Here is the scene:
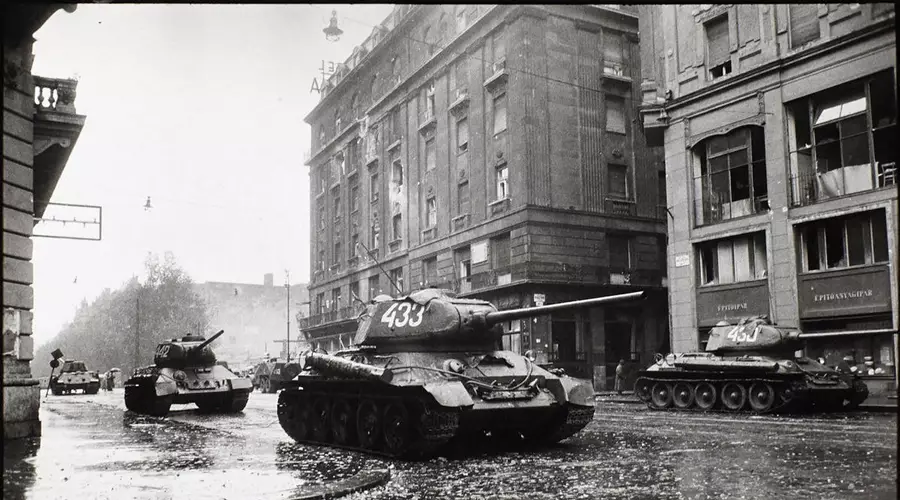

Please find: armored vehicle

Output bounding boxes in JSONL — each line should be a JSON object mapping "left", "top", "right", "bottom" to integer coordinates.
{"left": 252, "top": 358, "right": 304, "bottom": 393}
{"left": 124, "top": 330, "right": 253, "bottom": 417}
{"left": 277, "top": 289, "right": 646, "bottom": 459}
{"left": 634, "top": 317, "right": 869, "bottom": 413}
{"left": 50, "top": 360, "right": 101, "bottom": 395}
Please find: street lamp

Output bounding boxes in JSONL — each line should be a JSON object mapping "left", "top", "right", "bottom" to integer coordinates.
{"left": 323, "top": 10, "right": 343, "bottom": 42}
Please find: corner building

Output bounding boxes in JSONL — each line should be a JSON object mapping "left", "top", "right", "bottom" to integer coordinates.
{"left": 639, "top": 4, "right": 898, "bottom": 395}
{"left": 302, "top": 5, "right": 667, "bottom": 390}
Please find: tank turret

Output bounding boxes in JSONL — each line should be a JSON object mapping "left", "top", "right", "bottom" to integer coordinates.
{"left": 124, "top": 329, "right": 252, "bottom": 417}
{"left": 278, "top": 290, "right": 648, "bottom": 460}
{"left": 704, "top": 316, "right": 804, "bottom": 354}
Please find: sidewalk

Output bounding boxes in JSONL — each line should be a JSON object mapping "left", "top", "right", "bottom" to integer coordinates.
{"left": 3, "top": 398, "right": 389, "bottom": 500}
{"left": 595, "top": 391, "right": 898, "bottom": 413}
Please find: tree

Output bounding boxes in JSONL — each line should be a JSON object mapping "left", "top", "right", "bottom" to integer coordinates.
{"left": 33, "top": 252, "right": 210, "bottom": 379}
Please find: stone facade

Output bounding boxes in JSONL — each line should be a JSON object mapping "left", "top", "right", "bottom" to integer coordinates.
{"left": 302, "top": 5, "right": 668, "bottom": 390}
{"left": 3, "top": 5, "right": 84, "bottom": 439}
{"left": 639, "top": 4, "right": 898, "bottom": 392}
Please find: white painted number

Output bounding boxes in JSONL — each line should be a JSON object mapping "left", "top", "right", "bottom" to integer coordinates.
{"left": 156, "top": 344, "right": 171, "bottom": 357}
{"left": 726, "top": 326, "right": 759, "bottom": 343}
{"left": 380, "top": 302, "right": 425, "bottom": 328}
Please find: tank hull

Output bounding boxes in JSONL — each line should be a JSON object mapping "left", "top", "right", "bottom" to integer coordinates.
{"left": 124, "top": 365, "right": 252, "bottom": 416}
{"left": 634, "top": 354, "right": 868, "bottom": 413}
{"left": 277, "top": 350, "right": 595, "bottom": 460}
{"left": 50, "top": 371, "right": 101, "bottom": 395}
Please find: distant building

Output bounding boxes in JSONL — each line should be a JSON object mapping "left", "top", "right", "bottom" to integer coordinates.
{"left": 301, "top": 5, "right": 668, "bottom": 390}
{"left": 3, "top": 5, "right": 86, "bottom": 439}
{"left": 638, "top": 4, "right": 898, "bottom": 394}
{"left": 193, "top": 273, "right": 310, "bottom": 363}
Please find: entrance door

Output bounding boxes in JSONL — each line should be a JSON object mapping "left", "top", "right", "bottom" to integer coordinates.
{"left": 605, "top": 320, "right": 632, "bottom": 388}
{"left": 552, "top": 321, "right": 577, "bottom": 362}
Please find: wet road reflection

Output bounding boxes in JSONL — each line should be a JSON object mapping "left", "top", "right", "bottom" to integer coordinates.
{"left": 5, "top": 391, "right": 894, "bottom": 500}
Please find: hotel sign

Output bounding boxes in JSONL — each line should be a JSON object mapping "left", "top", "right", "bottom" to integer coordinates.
{"left": 798, "top": 265, "right": 892, "bottom": 319}
{"left": 696, "top": 280, "right": 769, "bottom": 327}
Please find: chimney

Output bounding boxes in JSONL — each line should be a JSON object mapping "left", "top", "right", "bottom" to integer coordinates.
{"left": 264, "top": 273, "right": 274, "bottom": 287}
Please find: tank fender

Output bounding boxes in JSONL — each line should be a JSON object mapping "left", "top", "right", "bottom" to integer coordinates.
{"left": 154, "top": 377, "right": 177, "bottom": 397}
{"left": 422, "top": 380, "right": 475, "bottom": 407}
{"left": 228, "top": 377, "right": 253, "bottom": 391}
{"left": 547, "top": 376, "right": 596, "bottom": 407}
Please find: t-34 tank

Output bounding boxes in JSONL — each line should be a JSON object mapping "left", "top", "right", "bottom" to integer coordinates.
{"left": 277, "top": 289, "right": 646, "bottom": 459}
{"left": 124, "top": 330, "right": 253, "bottom": 416}
{"left": 634, "top": 317, "right": 869, "bottom": 413}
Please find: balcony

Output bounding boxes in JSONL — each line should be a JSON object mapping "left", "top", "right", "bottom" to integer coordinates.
{"left": 449, "top": 87, "right": 470, "bottom": 115}
{"left": 699, "top": 194, "right": 769, "bottom": 225}
{"left": 418, "top": 108, "right": 436, "bottom": 134}
{"left": 790, "top": 163, "right": 896, "bottom": 207}
{"left": 484, "top": 59, "right": 508, "bottom": 93}
{"left": 605, "top": 197, "right": 636, "bottom": 216}
{"left": 299, "top": 306, "right": 359, "bottom": 330}
{"left": 32, "top": 76, "right": 86, "bottom": 219}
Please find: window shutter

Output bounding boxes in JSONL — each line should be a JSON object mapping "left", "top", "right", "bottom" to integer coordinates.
{"left": 706, "top": 16, "right": 730, "bottom": 66}
{"left": 606, "top": 96, "right": 626, "bottom": 134}
{"left": 789, "top": 5, "right": 820, "bottom": 48}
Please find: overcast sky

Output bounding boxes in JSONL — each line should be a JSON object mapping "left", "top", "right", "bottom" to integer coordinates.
{"left": 30, "top": 4, "right": 394, "bottom": 345}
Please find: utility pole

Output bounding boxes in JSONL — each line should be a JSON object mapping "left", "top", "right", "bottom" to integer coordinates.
{"left": 285, "top": 270, "right": 291, "bottom": 361}
{"left": 134, "top": 293, "right": 140, "bottom": 371}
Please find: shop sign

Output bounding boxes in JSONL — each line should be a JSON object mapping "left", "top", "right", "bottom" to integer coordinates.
{"left": 696, "top": 280, "right": 769, "bottom": 327}
{"left": 798, "top": 265, "right": 892, "bottom": 319}
{"left": 534, "top": 293, "right": 545, "bottom": 306}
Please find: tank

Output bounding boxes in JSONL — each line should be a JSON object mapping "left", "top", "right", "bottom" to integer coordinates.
{"left": 277, "top": 289, "right": 646, "bottom": 459}
{"left": 50, "top": 360, "right": 101, "bottom": 395}
{"left": 124, "top": 330, "right": 253, "bottom": 416}
{"left": 634, "top": 316, "right": 869, "bottom": 413}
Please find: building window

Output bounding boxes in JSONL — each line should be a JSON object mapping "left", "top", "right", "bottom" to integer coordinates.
{"left": 455, "top": 5, "right": 467, "bottom": 33}
{"left": 425, "top": 137, "right": 436, "bottom": 171}
{"left": 371, "top": 172, "right": 380, "bottom": 201}
{"left": 789, "top": 4, "right": 820, "bottom": 49}
{"left": 490, "top": 233, "right": 510, "bottom": 270}
{"left": 350, "top": 183, "right": 359, "bottom": 212}
{"left": 332, "top": 187, "right": 341, "bottom": 219}
{"left": 350, "top": 93, "right": 359, "bottom": 120}
{"left": 493, "top": 30, "right": 507, "bottom": 64}
{"left": 390, "top": 267, "right": 404, "bottom": 293}
{"left": 392, "top": 213, "right": 402, "bottom": 242}
{"left": 426, "top": 196, "right": 437, "bottom": 228}
{"left": 706, "top": 15, "right": 731, "bottom": 79}
{"left": 368, "top": 275, "right": 380, "bottom": 300}
{"left": 424, "top": 26, "right": 435, "bottom": 57}
{"left": 334, "top": 109, "right": 342, "bottom": 135}
{"left": 349, "top": 232, "right": 359, "bottom": 260}
{"left": 608, "top": 164, "right": 630, "bottom": 200}
{"left": 493, "top": 94, "right": 507, "bottom": 135}
{"left": 799, "top": 210, "right": 889, "bottom": 272}
{"left": 335, "top": 151, "right": 345, "bottom": 178}
{"left": 318, "top": 165, "right": 327, "bottom": 194}
{"left": 699, "top": 232, "right": 768, "bottom": 286}
{"left": 496, "top": 165, "right": 509, "bottom": 200}
{"left": 608, "top": 234, "right": 632, "bottom": 270}
{"left": 606, "top": 95, "right": 626, "bottom": 134}
{"left": 349, "top": 281, "right": 360, "bottom": 303}
{"left": 318, "top": 125, "right": 326, "bottom": 148}
{"left": 788, "top": 71, "right": 896, "bottom": 206}
{"left": 455, "top": 55, "right": 468, "bottom": 91}
{"left": 695, "top": 126, "right": 768, "bottom": 225}
{"left": 500, "top": 320, "right": 523, "bottom": 355}
{"left": 455, "top": 246, "right": 472, "bottom": 291}
{"left": 457, "top": 180, "right": 470, "bottom": 215}
{"left": 333, "top": 241, "right": 342, "bottom": 266}
{"left": 422, "top": 257, "right": 438, "bottom": 286}
{"left": 317, "top": 206, "right": 326, "bottom": 230}
{"left": 371, "top": 224, "right": 380, "bottom": 250}
{"left": 316, "top": 292, "right": 326, "bottom": 315}
{"left": 603, "top": 31, "right": 625, "bottom": 76}
{"left": 331, "top": 287, "right": 342, "bottom": 311}
{"left": 456, "top": 117, "right": 469, "bottom": 153}
{"left": 317, "top": 249, "right": 326, "bottom": 271}
{"left": 392, "top": 158, "right": 403, "bottom": 187}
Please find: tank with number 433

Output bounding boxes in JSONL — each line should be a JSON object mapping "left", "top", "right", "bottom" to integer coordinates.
{"left": 634, "top": 316, "right": 869, "bottom": 413}
{"left": 277, "top": 288, "right": 646, "bottom": 460}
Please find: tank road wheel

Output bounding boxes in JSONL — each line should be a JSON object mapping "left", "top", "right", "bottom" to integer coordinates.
{"left": 721, "top": 382, "right": 747, "bottom": 411}
{"left": 382, "top": 401, "right": 412, "bottom": 457}
{"left": 695, "top": 382, "right": 717, "bottom": 411}
{"left": 52, "top": 386, "right": 62, "bottom": 396}
{"left": 634, "top": 378, "right": 653, "bottom": 403}
{"left": 331, "top": 398, "right": 357, "bottom": 446}
{"left": 650, "top": 382, "right": 673, "bottom": 409}
{"left": 844, "top": 380, "right": 869, "bottom": 410}
{"left": 310, "top": 397, "right": 332, "bottom": 443}
{"left": 672, "top": 382, "right": 695, "bottom": 409}
{"left": 748, "top": 382, "right": 776, "bottom": 412}
{"left": 278, "top": 392, "right": 311, "bottom": 441}
{"left": 356, "top": 399, "right": 382, "bottom": 451}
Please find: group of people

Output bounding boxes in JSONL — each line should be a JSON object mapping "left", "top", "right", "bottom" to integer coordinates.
{"left": 99, "top": 370, "right": 118, "bottom": 391}
{"left": 820, "top": 355, "right": 889, "bottom": 376}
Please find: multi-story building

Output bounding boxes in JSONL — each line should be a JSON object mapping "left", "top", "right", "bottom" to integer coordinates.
{"left": 3, "top": 5, "right": 86, "bottom": 438}
{"left": 302, "top": 5, "right": 667, "bottom": 390}
{"left": 639, "top": 4, "right": 897, "bottom": 394}
{"left": 192, "top": 273, "right": 310, "bottom": 363}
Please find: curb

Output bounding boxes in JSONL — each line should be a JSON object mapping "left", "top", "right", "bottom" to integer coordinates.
{"left": 859, "top": 405, "right": 898, "bottom": 414}
{"left": 291, "top": 469, "right": 391, "bottom": 500}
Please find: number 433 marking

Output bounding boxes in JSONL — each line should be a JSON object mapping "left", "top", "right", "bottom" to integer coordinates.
{"left": 726, "top": 326, "right": 760, "bottom": 342}
{"left": 381, "top": 302, "right": 424, "bottom": 328}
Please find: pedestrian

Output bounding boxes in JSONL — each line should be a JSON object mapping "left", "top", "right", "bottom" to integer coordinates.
{"left": 615, "top": 359, "right": 626, "bottom": 395}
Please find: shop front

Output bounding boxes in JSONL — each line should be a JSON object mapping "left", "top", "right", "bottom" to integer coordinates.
{"left": 696, "top": 280, "right": 770, "bottom": 349}
{"left": 798, "top": 264, "right": 897, "bottom": 395}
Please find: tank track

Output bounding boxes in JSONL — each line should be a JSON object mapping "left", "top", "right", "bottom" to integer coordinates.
{"left": 195, "top": 390, "right": 251, "bottom": 414}
{"left": 524, "top": 404, "right": 595, "bottom": 445}
{"left": 124, "top": 377, "right": 173, "bottom": 417}
{"left": 277, "top": 388, "right": 459, "bottom": 460}
{"left": 634, "top": 375, "right": 808, "bottom": 414}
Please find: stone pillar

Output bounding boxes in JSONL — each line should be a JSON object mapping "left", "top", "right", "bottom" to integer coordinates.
{"left": 3, "top": 39, "right": 41, "bottom": 440}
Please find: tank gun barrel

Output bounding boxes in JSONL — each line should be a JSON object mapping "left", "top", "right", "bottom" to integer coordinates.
{"left": 300, "top": 350, "right": 393, "bottom": 383}
{"left": 194, "top": 330, "right": 225, "bottom": 352}
{"left": 485, "top": 291, "right": 646, "bottom": 326}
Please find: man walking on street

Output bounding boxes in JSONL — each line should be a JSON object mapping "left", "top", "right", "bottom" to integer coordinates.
{"left": 615, "top": 359, "right": 626, "bottom": 395}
